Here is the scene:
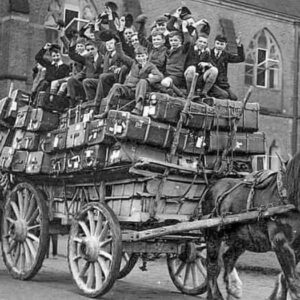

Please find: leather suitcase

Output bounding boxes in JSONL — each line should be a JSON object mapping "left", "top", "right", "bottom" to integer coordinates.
{"left": 99, "top": 97, "right": 135, "bottom": 114}
{"left": 36, "top": 91, "right": 68, "bottom": 113}
{"left": 49, "top": 153, "right": 67, "bottom": 175}
{"left": 27, "top": 108, "right": 59, "bottom": 132}
{"left": 19, "top": 131, "right": 40, "bottom": 151}
{"left": 0, "top": 97, "right": 12, "bottom": 121}
{"left": 0, "top": 129, "right": 14, "bottom": 151}
{"left": 203, "top": 98, "right": 260, "bottom": 132}
{"left": 26, "top": 151, "right": 51, "bottom": 174}
{"left": 107, "top": 142, "right": 168, "bottom": 166}
{"left": 12, "top": 130, "right": 25, "bottom": 149}
{"left": 6, "top": 90, "right": 30, "bottom": 121}
{"left": 66, "top": 150, "right": 83, "bottom": 173}
{"left": 208, "top": 131, "right": 266, "bottom": 155}
{"left": 14, "top": 105, "right": 32, "bottom": 129}
{"left": 11, "top": 150, "right": 28, "bottom": 173}
{"left": 106, "top": 110, "right": 174, "bottom": 148}
{"left": 143, "top": 92, "right": 214, "bottom": 130}
{"left": 81, "top": 145, "right": 107, "bottom": 170}
{"left": 51, "top": 128, "right": 68, "bottom": 152}
{"left": 66, "top": 122, "right": 89, "bottom": 149}
{"left": 59, "top": 112, "right": 68, "bottom": 129}
{"left": 178, "top": 130, "right": 207, "bottom": 155}
{"left": 38, "top": 132, "right": 53, "bottom": 153}
{"left": 81, "top": 101, "right": 98, "bottom": 122}
{"left": 67, "top": 105, "right": 81, "bottom": 126}
{"left": 0, "top": 147, "right": 15, "bottom": 171}
{"left": 87, "top": 119, "right": 115, "bottom": 146}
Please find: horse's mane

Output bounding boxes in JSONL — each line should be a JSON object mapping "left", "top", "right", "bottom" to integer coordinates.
{"left": 286, "top": 151, "right": 300, "bottom": 209}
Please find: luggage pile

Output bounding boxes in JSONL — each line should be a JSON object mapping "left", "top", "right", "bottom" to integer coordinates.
{"left": 0, "top": 90, "right": 264, "bottom": 176}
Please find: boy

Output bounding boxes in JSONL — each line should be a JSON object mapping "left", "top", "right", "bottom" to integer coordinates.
{"left": 34, "top": 43, "right": 70, "bottom": 100}
{"left": 210, "top": 34, "right": 245, "bottom": 100}
{"left": 99, "top": 44, "right": 163, "bottom": 117}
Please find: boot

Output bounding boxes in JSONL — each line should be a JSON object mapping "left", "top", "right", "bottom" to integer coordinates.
{"left": 131, "top": 100, "right": 143, "bottom": 116}
{"left": 201, "top": 78, "right": 216, "bottom": 97}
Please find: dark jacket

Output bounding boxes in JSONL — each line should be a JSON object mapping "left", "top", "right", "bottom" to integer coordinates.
{"left": 210, "top": 45, "right": 245, "bottom": 88}
{"left": 69, "top": 45, "right": 103, "bottom": 79}
{"left": 165, "top": 32, "right": 191, "bottom": 79}
{"left": 35, "top": 48, "right": 70, "bottom": 82}
{"left": 186, "top": 46, "right": 212, "bottom": 73}
{"left": 115, "top": 43, "right": 164, "bottom": 87}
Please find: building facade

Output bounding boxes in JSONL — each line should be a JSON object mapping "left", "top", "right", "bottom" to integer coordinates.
{"left": 0, "top": 0, "right": 299, "bottom": 167}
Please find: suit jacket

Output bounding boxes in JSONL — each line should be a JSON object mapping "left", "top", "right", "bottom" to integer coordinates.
{"left": 35, "top": 48, "right": 70, "bottom": 82}
{"left": 210, "top": 45, "right": 245, "bottom": 88}
{"left": 186, "top": 46, "right": 212, "bottom": 73}
{"left": 69, "top": 45, "right": 103, "bottom": 79}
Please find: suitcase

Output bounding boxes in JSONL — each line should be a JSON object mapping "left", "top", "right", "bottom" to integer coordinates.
{"left": 66, "top": 150, "right": 83, "bottom": 173}
{"left": 87, "top": 119, "right": 115, "bottom": 146}
{"left": 66, "top": 122, "right": 89, "bottom": 149}
{"left": 12, "top": 130, "right": 25, "bottom": 149}
{"left": 81, "top": 101, "right": 98, "bottom": 122}
{"left": 26, "top": 151, "right": 51, "bottom": 174}
{"left": 27, "top": 108, "right": 59, "bottom": 132}
{"left": 208, "top": 131, "right": 266, "bottom": 155}
{"left": 59, "top": 112, "right": 68, "bottom": 129}
{"left": 143, "top": 92, "right": 214, "bottom": 130}
{"left": 177, "top": 154, "right": 199, "bottom": 171}
{"left": 177, "top": 130, "right": 207, "bottom": 155}
{"left": 11, "top": 150, "right": 28, "bottom": 173}
{"left": 203, "top": 98, "right": 260, "bottom": 132}
{"left": 36, "top": 91, "right": 68, "bottom": 113}
{"left": 38, "top": 132, "right": 53, "bottom": 153}
{"left": 51, "top": 128, "right": 68, "bottom": 152}
{"left": 0, "top": 129, "right": 14, "bottom": 151}
{"left": 19, "top": 131, "right": 40, "bottom": 151}
{"left": 106, "top": 110, "right": 174, "bottom": 148}
{"left": 6, "top": 90, "right": 31, "bottom": 121}
{"left": 0, "top": 97, "right": 12, "bottom": 121}
{"left": 99, "top": 97, "right": 135, "bottom": 114}
{"left": 0, "top": 147, "right": 15, "bottom": 171}
{"left": 49, "top": 153, "right": 67, "bottom": 175}
{"left": 67, "top": 105, "right": 81, "bottom": 126}
{"left": 14, "top": 105, "right": 32, "bottom": 129}
{"left": 107, "top": 142, "right": 168, "bottom": 166}
{"left": 82, "top": 145, "right": 107, "bottom": 170}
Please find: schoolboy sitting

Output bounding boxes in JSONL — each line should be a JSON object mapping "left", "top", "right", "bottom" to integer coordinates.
{"left": 99, "top": 43, "right": 164, "bottom": 117}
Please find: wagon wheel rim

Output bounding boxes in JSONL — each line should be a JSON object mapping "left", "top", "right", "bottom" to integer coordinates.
{"left": 68, "top": 202, "right": 122, "bottom": 297}
{"left": 117, "top": 251, "right": 139, "bottom": 279}
{"left": 1, "top": 182, "right": 49, "bottom": 280}
{"left": 167, "top": 242, "right": 207, "bottom": 295}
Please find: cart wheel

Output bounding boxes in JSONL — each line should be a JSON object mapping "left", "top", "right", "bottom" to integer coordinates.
{"left": 68, "top": 202, "right": 122, "bottom": 298}
{"left": 1, "top": 182, "right": 49, "bottom": 280}
{"left": 117, "top": 252, "right": 139, "bottom": 279}
{"left": 167, "top": 242, "right": 207, "bottom": 295}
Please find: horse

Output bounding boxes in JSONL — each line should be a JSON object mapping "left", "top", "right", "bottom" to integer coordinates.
{"left": 202, "top": 151, "right": 300, "bottom": 300}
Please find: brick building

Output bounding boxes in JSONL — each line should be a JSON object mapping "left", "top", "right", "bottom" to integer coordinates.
{"left": 0, "top": 0, "right": 299, "bottom": 167}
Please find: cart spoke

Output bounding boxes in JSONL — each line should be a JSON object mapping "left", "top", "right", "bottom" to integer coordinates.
{"left": 94, "top": 261, "right": 103, "bottom": 290}
{"left": 191, "top": 263, "right": 197, "bottom": 288}
{"left": 17, "top": 191, "right": 24, "bottom": 217}
{"left": 94, "top": 213, "right": 103, "bottom": 237}
{"left": 26, "top": 238, "right": 37, "bottom": 259}
{"left": 73, "top": 254, "right": 82, "bottom": 262}
{"left": 27, "top": 232, "right": 39, "bottom": 243}
{"left": 98, "top": 221, "right": 109, "bottom": 242}
{"left": 99, "top": 237, "right": 112, "bottom": 248}
{"left": 10, "top": 201, "right": 20, "bottom": 219}
{"left": 195, "top": 258, "right": 207, "bottom": 277}
{"left": 6, "top": 217, "right": 16, "bottom": 224}
{"left": 184, "top": 263, "right": 191, "bottom": 286}
{"left": 27, "top": 208, "right": 39, "bottom": 226}
{"left": 79, "top": 221, "right": 91, "bottom": 237}
{"left": 174, "top": 260, "right": 186, "bottom": 277}
{"left": 88, "top": 211, "right": 95, "bottom": 236}
{"left": 13, "top": 243, "right": 21, "bottom": 266}
{"left": 73, "top": 237, "right": 83, "bottom": 244}
{"left": 28, "top": 224, "right": 41, "bottom": 231}
{"left": 99, "top": 250, "right": 112, "bottom": 261}
{"left": 23, "top": 240, "right": 32, "bottom": 268}
{"left": 79, "top": 261, "right": 90, "bottom": 278}
{"left": 98, "top": 257, "right": 109, "bottom": 279}
{"left": 25, "top": 196, "right": 36, "bottom": 221}
{"left": 22, "top": 189, "right": 30, "bottom": 217}
{"left": 123, "top": 252, "right": 129, "bottom": 263}
{"left": 19, "top": 243, "right": 26, "bottom": 271}
{"left": 8, "top": 240, "right": 17, "bottom": 254}
{"left": 86, "top": 263, "right": 94, "bottom": 288}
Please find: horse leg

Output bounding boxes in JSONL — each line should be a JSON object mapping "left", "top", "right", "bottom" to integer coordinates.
{"left": 222, "top": 242, "right": 245, "bottom": 300}
{"left": 271, "top": 231, "right": 300, "bottom": 300}
{"left": 267, "top": 273, "right": 288, "bottom": 300}
{"left": 206, "top": 229, "right": 224, "bottom": 300}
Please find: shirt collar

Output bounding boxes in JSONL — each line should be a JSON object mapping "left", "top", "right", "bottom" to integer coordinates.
{"left": 93, "top": 53, "right": 99, "bottom": 62}
{"left": 52, "top": 60, "right": 63, "bottom": 66}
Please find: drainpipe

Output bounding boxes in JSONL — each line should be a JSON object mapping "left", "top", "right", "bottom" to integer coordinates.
{"left": 292, "top": 21, "right": 300, "bottom": 155}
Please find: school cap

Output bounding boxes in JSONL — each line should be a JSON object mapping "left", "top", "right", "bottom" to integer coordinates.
{"left": 135, "top": 46, "right": 148, "bottom": 55}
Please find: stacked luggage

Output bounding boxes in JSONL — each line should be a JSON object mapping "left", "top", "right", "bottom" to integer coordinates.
{"left": 0, "top": 90, "right": 264, "bottom": 176}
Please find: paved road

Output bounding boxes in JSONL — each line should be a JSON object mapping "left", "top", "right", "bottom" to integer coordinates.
{"left": 0, "top": 251, "right": 280, "bottom": 300}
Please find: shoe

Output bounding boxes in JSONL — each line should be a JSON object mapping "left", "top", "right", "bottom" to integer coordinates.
{"left": 131, "top": 108, "right": 143, "bottom": 116}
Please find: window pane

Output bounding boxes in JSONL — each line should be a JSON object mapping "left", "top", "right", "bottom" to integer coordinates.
{"left": 65, "top": 9, "right": 78, "bottom": 27}
{"left": 258, "top": 32, "right": 267, "bottom": 48}
{"left": 245, "top": 64, "right": 254, "bottom": 85}
{"left": 257, "top": 49, "right": 266, "bottom": 64}
{"left": 269, "top": 68, "right": 280, "bottom": 89}
{"left": 257, "top": 65, "right": 266, "bottom": 86}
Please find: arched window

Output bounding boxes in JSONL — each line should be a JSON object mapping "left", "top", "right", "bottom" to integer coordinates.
{"left": 245, "top": 29, "right": 282, "bottom": 89}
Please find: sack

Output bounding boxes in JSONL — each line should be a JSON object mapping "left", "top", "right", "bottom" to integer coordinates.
{"left": 11, "top": 150, "right": 28, "bottom": 172}
{"left": 99, "top": 97, "right": 135, "bottom": 114}
{"left": 19, "top": 131, "right": 40, "bottom": 151}
{"left": 82, "top": 145, "right": 107, "bottom": 170}
{"left": 107, "top": 142, "right": 168, "bottom": 166}
{"left": 27, "top": 108, "right": 59, "bottom": 131}
{"left": 208, "top": 131, "right": 266, "bottom": 155}
{"left": 87, "top": 119, "right": 115, "bottom": 146}
{"left": 14, "top": 105, "right": 32, "bottom": 129}
{"left": 0, "top": 147, "right": 15, "bottom": 170}
{"left": 143, "top": 92, "right": 214, "bottom": 130}
{"left": 203, "top": 98, "right": 260, "bottom": 132}
{"left": 66, "top": 150, "right": 82, "bottom": 173}
{"left": 49, "top": 153, "right": 67, "bottom": 175}
{"left": 106, "top": 110, "right": 174, "bottom": 148}
{"left": 66, "top": 122, "right": 89, "bottom": 149}
{"left": 26, "top": 151, "right": 51, "bottom": 174}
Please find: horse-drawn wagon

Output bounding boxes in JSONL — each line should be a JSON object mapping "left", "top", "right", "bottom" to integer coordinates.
{"left": 0, "top": 80, "right": 296, "bottom": 299}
